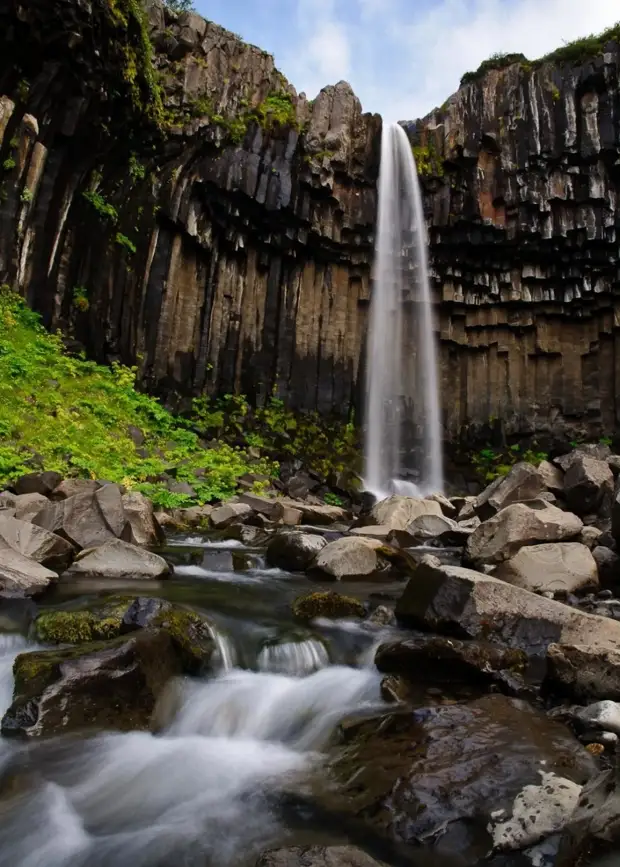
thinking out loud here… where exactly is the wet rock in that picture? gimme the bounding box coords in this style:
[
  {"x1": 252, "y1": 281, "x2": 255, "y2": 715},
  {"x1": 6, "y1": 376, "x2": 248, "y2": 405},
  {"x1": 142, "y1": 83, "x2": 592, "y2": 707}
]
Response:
[
  {"x1": 465, "y1": 500, "x2": 583, "y2": 566},
  {"x1": 573, "y1": 701, "x2": 620, "y2": 736},
  {"x1": 0, "y1": 543, "x2": 57, "y2": 596},
  {"x1": 593, "y1": 546, "x2": 620, "y2": 588},
  {"x1": 121, "y1": 596, "x2": 170, "y2": 632},
  {"x1": 330, "y1": 694, "x2": 595, "y2": 865},
  {"x1": 366, "y1": 605, "x2": 395, "y2": 627},
  {"x1": 494, "y1": 543, "x2": 598, "y2": 595},
  {"x1": 396, "y1": 558, "x2": 620, "y2": 657},
  {"x1": 292, "y1": 590, "x2": 365, "y2": 622},
  {"x1": 368, "y1": 496, "x2": 442, "y2": 531},
  {"x1": 545, "y1": 643, "x2": 620, "y2": 702},
  {"x1": 255, "y1": 846, "x2": 388, "y2": 867},
  {"x1": 375, "y1": 635, "x2": 527, "y2": 691},
  {"x1": 0, "y1": 513, "x2": 73, "y2": 572},
  {"x1": 474, "y1": 462, "x2": 546, "y2": 521},
  {"x1": 209, "y1": 502, "x2": 253, "y2": 529},
  {"x1": 310, "y1": 537, "x2": 385, "y2": 581},
  {"x1": 50, "y1": 478, "x2": 100, "y2": 500},
  {"x1": 63, "y1": 539, "x2": 170, "y2": 580},
  {"x1": 223, "y1": 523, "x2": 269, "y2": 546},
  {"x1": 1, "y1": 629, "x2": 182, "y2": 737},
  {"x1": 121, "y1": 491, "x2": 164, "y2": 547},
  {"x1": 12, "y1": 493, "x2": 49, "y2": 523},
  {"x1": 150, "y1": 605, "x2": 215, "y2": 673},
  {"x1": 12, "y1": 471, "x2": 62, "y2": 497},
  {"x1": 0, "y1": 596, "x2": 37, "y2": 632},
  {"x1": 33, "y1": 486, "x2": 128, "y2": 550},
  {"x1": 538, "y1": 460, "x2": 565, "y2": 495},
  {"x1": 266, "y1": 531, "x2": 327, "y2": 571},
  {"x1": 564, "y1": 456, "x2": 614, "y2": 517}
]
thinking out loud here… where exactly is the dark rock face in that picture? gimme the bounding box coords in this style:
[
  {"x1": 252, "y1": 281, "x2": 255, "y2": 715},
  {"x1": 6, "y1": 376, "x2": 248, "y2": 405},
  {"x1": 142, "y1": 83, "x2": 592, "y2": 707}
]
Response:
[{"x1": 2, "y1": 2, "x2": 620, "y2": 440}]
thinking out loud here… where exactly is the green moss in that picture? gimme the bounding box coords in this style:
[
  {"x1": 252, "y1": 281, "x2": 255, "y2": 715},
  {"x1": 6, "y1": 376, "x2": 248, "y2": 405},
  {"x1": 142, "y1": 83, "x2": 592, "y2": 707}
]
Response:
[
  {"x1": 153, "y1": 608, "x2": 214, "y2": 673},
  {"x1": 412, "y1": 140, "x2": 444, "y2": 178},
  {"x1": 34, "y1": 604, "x2": 129, "y2": 645},
  {"x1": 292, "y1": 591, "x2": 365, "y2": 623},
  {"x1": 13, "y1": 639, "x2": 117, "y2": 698}
]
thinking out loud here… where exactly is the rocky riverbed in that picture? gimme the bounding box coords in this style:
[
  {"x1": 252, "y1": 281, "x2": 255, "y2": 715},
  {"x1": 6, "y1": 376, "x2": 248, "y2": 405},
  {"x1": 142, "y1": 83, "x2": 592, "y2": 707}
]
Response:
[{"x1": 0, "y1": 447, "x2": 620, "y2": 866}]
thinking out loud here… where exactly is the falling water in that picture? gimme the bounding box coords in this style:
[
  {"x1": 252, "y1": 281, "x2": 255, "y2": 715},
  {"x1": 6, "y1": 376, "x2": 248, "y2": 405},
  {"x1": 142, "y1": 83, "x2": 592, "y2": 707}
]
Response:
[{"x1": 364, "y1": 121, "x2": 444, "y2": 499}]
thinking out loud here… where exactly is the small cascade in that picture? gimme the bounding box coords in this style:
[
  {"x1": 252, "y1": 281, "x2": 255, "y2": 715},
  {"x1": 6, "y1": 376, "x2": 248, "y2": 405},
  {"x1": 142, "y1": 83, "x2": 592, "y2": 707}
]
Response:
[
  {"x1": 256, "y1": 637, "x2": 330, "y2": 676},
  {"x1": 364, "y1": 121, "x2": 444, "y2": 499}
]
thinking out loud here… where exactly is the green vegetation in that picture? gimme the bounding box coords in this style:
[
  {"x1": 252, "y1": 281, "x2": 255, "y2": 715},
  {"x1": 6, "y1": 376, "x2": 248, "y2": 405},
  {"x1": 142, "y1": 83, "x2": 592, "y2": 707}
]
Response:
[
  {"x1": 0, "y1": 288, "x2": 275, "y2": 504},
  {"x1": 82, "y1": 189, "x2": 119, "y2": 223},
  {"x1": 72, "y1": 285, "x2": 89, "y2": 312},
  {"x1": 115, "y1": 232, "x2": 137, "y2": 254},
  {"x1": 34, "y1": 605, "x2": 128, "y2": 644},
  {"x1": 472, "y1": 443, "x2": 549, "y2": 482},
  {"x1": 412, "y1": 140, "x2": 444, "y2": 178},
  {"x1": 460, "y1": 21, "x2": 620, "y2": 87},
  {"x1": 2, "y1": 158, "x2": 16, "y2": 172},
  {"x1": 20, "y1": 188, "x2": 33, "y2": 203}
]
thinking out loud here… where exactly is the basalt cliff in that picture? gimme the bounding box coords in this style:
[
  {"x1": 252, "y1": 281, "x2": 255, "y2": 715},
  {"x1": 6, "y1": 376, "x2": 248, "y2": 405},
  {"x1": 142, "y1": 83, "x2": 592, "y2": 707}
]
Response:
[{"x1": 1, "y1": 0, "x2": 619, "y2": 446}]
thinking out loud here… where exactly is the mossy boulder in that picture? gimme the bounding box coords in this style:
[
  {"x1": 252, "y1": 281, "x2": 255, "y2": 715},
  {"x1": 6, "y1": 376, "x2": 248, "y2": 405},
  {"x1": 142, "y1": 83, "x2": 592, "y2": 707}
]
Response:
[
  {"x1": 33, "y1": 600, "x2": 132, "y2": 644},
  {"x1": 292, "y1": 591, "x2": 365, "y2": 623},
  {"x1": 2, "y1": 629, "x2": 182, "y2": 737},
  {"x1": 151, "y1": 606, "x2": 215, "y2": 674}
]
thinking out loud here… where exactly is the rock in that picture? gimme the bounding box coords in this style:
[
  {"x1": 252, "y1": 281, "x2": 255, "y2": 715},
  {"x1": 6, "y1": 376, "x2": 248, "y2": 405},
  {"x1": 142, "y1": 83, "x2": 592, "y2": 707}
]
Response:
[
  {"x1": 121, "y1": 492, "x2": 164, "y2": 547},
  {"x1": 0, "y1": 491, "x2": 16, "y2": 511},
  {"x1": 255, "y1": 847, "x2": 388, "y2": 867},
  {"x1": 611, "y1": 477, "x2": 620, "y2": 546},
  {"x1": 286, "y1": 472, "x2": 319, "y2": 500},
  {"x1": 538, "y1": 460, "x2": 565, "y2": 494},
  {"x1": 330, "y1": 694, "x2": 595, "y2": 865},
  {"x1": 310, "y1": 536, "x2": 385, "y2": 581},
  {"x1": 63, "y1": 539, "x2": 170, "y2": 580},
  {"x1": 579, "y1": 526, "x2": 603, "y2": 549},
  {"x1": 280, "y1": 504, "x2": 303, "y2": 525},
  {"x1": 223, "y1": 523, "x2": 269, "y2": 546},
  {"x1": 404, "y1": 513, "x2": 472, "y2": 546},
  {"x1": 608, "y1": 455, "x2": 620, "y2": 477},
  {"x1": 13, "y1": 471, "x2": 62, "y2": 496},
  {"x1": 427, "y1": 492, "x2": 457, "y2": 517},
  {"x1": 368, "y1": 496, "x2": 442, "y2": 531},
  {"x1": 366, "y1": 605, "x2": 395, "y2": 626},
  {"x1": 465, "y1": 500, "x2": 583, "y2": 566},
  {"x1": 564, "y1": 455, "x2": 614, "y2": 516},
  {"x1": 395, "y1": 558, "x2": 620, "y2": 657},
  {"x1": 574, "y1": 701, "x2": 620, "y2": 736},
  {"x1": 121, "y1": 596, "x2": 170, "y2": 632},
  {"x1": 348, "y1": 525, "x2": 392, "y2": 540},
  {"x1": 171, "y1": 504, "x2": 213, "y2": 529},
  {"x1": 50, "y1": 478, "x2": 99, "y2": 500},
  {"x1": 0, "y1": 544, "x2": 57, "y2": 596},
  {"x1": 33, "y1": 486, "x2": 128, "y2": 550},
  {"x1": 266, "y1": 532, "x2": 327, "y2": 571},
  {"x1": 0, "y1": 513, "x2": 73, "y2": 571},
  {"x1": 33, "y1": 598, "x2": 132, "y2": 643},
  {"x1": 1, "y1": 629, "x2": 182, "y2": 737},
  {"x1": 238, "y1": 493, "x2": 282, "y2": 519},
  {"x1": 545, "y1": 644, "x2": 620, "y2": 702},
  {"x1": 375, "y1": 635, "x2": 527, "y2": 690},
  {"x1": 494, "y1": 543, "x2": 598, "y2": 595},
  {"x1": 209, "y1": 502, "x2": 253, "y2": 529},
  {"x1": 474, "y1": 462, "x2": 546, "y2": 520},
  {"x1": 291, "y1": 590, "x2": 365, "y2": 622},
  {"x1": 593, "y1": 546, "x2": 620, "y2": 588},
  {"x1": 149, "y1": 604, "x2": 215, "y2": 673},
  {"x1": 12, "y1": 493, "x2": 49, "y2": 522},
  {"x1": 278, "y1": 499, "x2": 348, "y2": 525}
]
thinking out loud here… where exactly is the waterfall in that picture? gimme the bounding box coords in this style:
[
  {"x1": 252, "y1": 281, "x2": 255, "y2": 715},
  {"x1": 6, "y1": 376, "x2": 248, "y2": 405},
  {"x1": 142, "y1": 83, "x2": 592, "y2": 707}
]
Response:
[{"x1": 364, "y1": 121, "x2": 444, "y2": 499}]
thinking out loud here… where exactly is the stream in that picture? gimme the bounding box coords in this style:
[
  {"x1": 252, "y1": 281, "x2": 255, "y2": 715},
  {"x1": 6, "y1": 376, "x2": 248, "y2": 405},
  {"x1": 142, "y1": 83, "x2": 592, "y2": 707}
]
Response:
[{"x1": 0, "y1": 535, "x2": 408, "y2": 867}]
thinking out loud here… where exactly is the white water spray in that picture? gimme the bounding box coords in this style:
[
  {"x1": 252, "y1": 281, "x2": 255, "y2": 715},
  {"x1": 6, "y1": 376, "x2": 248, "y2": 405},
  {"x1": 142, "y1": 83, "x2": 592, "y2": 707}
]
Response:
[{"x1": 364, "y1": 121, "x2": 444, "y2": 499}]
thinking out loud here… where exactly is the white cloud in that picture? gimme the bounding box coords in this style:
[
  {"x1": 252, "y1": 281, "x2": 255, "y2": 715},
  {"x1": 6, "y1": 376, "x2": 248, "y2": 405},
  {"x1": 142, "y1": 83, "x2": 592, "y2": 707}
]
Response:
[{"x1": 277, "y1": 0, "x2": 620, "y2": 121}]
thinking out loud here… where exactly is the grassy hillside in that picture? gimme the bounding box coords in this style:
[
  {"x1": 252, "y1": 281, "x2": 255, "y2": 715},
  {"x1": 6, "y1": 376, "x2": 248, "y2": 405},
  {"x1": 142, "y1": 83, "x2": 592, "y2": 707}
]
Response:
[{"x1": 0, "y1": 287, "x2": 273, "y2": 507}]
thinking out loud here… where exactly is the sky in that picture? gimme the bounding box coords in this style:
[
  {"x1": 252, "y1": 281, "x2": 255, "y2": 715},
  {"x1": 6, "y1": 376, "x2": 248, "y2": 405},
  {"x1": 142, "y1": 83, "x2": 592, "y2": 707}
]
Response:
[{"x1": 193, "y1": 0, "x2": 619, "y2": 121}]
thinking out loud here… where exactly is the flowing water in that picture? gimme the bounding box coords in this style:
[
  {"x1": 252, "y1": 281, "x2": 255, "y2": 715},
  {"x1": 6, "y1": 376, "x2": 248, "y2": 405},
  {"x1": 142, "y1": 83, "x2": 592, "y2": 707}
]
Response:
[
  {"x1": 364, "y1": 121, "x2": 444, "y2": 499},
  {"x1": 0, "y1": 539, "x2": 403, "y2": 867}
]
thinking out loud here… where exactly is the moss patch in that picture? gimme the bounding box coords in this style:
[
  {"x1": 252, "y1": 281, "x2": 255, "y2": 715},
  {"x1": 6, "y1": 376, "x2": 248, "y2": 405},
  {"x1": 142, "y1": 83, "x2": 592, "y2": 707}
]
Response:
[
  {"x1": 34, "y1": 604, "x2": 130, "y2": 645},
  {"x1": 292, "y1": 591, "x2": 365, "y2": 623},
  {"x1": 153, "y1": 608, "x2": 214, "y2": 673}
]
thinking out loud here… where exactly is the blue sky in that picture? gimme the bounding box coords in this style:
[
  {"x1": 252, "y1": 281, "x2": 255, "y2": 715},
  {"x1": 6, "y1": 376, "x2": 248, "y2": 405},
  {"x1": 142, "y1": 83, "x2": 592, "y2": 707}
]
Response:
[{"x1": 193, "y1": 0, "x2": 619, "y2": 121}]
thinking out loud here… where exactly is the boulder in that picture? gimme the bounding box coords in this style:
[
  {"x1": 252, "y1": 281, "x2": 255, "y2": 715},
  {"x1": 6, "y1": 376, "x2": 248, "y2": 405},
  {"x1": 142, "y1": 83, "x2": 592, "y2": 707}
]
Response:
[
  {"x1": 563, "y1": 455, "x2": 614, "y2": 516},
  {"x1": 12, "y1": 493, "x2": 49, "y2": 522},
  {"x1": 368, "y1": 496, "x2": 442, "y2": 531},
  {"x1": 0, "y1": 491, "x2": 16, "y2": 511},
  {"x1": 1, "y1": 629, "x2": 182, "y2": 737},
  {"x1": 395, "y1": 558, "x2": 620, "y2": 656},
  {"x1": 555, "y1": 445, "x2": 612, "y2": 471},
  {"x1": 329, "y1": 694, "x2": 595, "y2": 866},
  {"x1": 50, "y1": 478, "x2": 99, "y2": 500},
  {"x1": 545, "y1": 644, "x2": 620, "y2": 702},
  {"x1": 63, "y1": 539, "x2": 170, "y2": 580},
  {"x1": 494, "y1": 543, "x2": 598, "y2": 595},
  {"x1": 465, "y1": 500, "x2": 583, "y2": 566},
  {"x1": 579, "y1": 526, "x2": 603, "y2": 549},
  {"x1": 426, "y1": 492, "x2": 457, "y2": 517},
  {"x1": 348, "y1": 525, "x2": 392, "y2": 540},
  {"x1": 256, "y1": 847, "x2": 388, "y2": 867},
  {"x1": 310, "y1": 537, "x2": 385, "y2": 581},
  {"x1": 292, "y1": 591, "x2": 365, "y2": 622},
  {"x1": 209, "y1": 502, "x2": 253, "y2": 529},
  {"x1": 238, "y1": 493, "x2": 283, "y2": 520},
  {"x1": 375, "y1": 635, "x2": 527, "y2": 690},
  {"x1": 278, "y1": 499, "x2": 348, "y2": 525},
  {"x1": 33, "y1": 598, "x2": 132, "y2": 644},
  {"x1": 279, "y1": 504, "x2": 303, "y2": 526},
  {"x1": 0, "y1": 513, "x2": 73, "y2": 571},
  {"x1": 538, "y1": 460, "x2": 565, "y2": 494},
  {"x1": 403, "y1": 513, "x2": 472, "y2": 546},
  {"x1": 593, "y1": 545, "x2": 620, "y2": 588},
  {"x1": 121, "y1": 491, "x2": 164, "y2": 547},
  {"x1": 474, "y1": 462, "x2": 545, "y2": 520},
  {"x1": 266, "y1": 532, "x2": 327, "y2": 571},
  {"x1": 33, "y1": 486, "x2": 128, "y2": 550},
  {"x1": 0, "y1": 543, "x2": 57, "y2": 596},
  {"x1": 12, "y1": 471, "x2": 62, "y2": 496},
  {"x1": 574, "y1": 701, "x2": 620, "y2": 736}
]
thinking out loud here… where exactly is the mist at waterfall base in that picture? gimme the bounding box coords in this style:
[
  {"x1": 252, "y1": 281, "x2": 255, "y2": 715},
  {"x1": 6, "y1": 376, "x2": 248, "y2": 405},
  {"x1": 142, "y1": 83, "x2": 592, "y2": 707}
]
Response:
[
  {"x1": 364, "y1": 122, "x2": 444, "y2": 500},
  {"x1": 0, "y1": 623, "x2": 383, "y2": 867}
]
